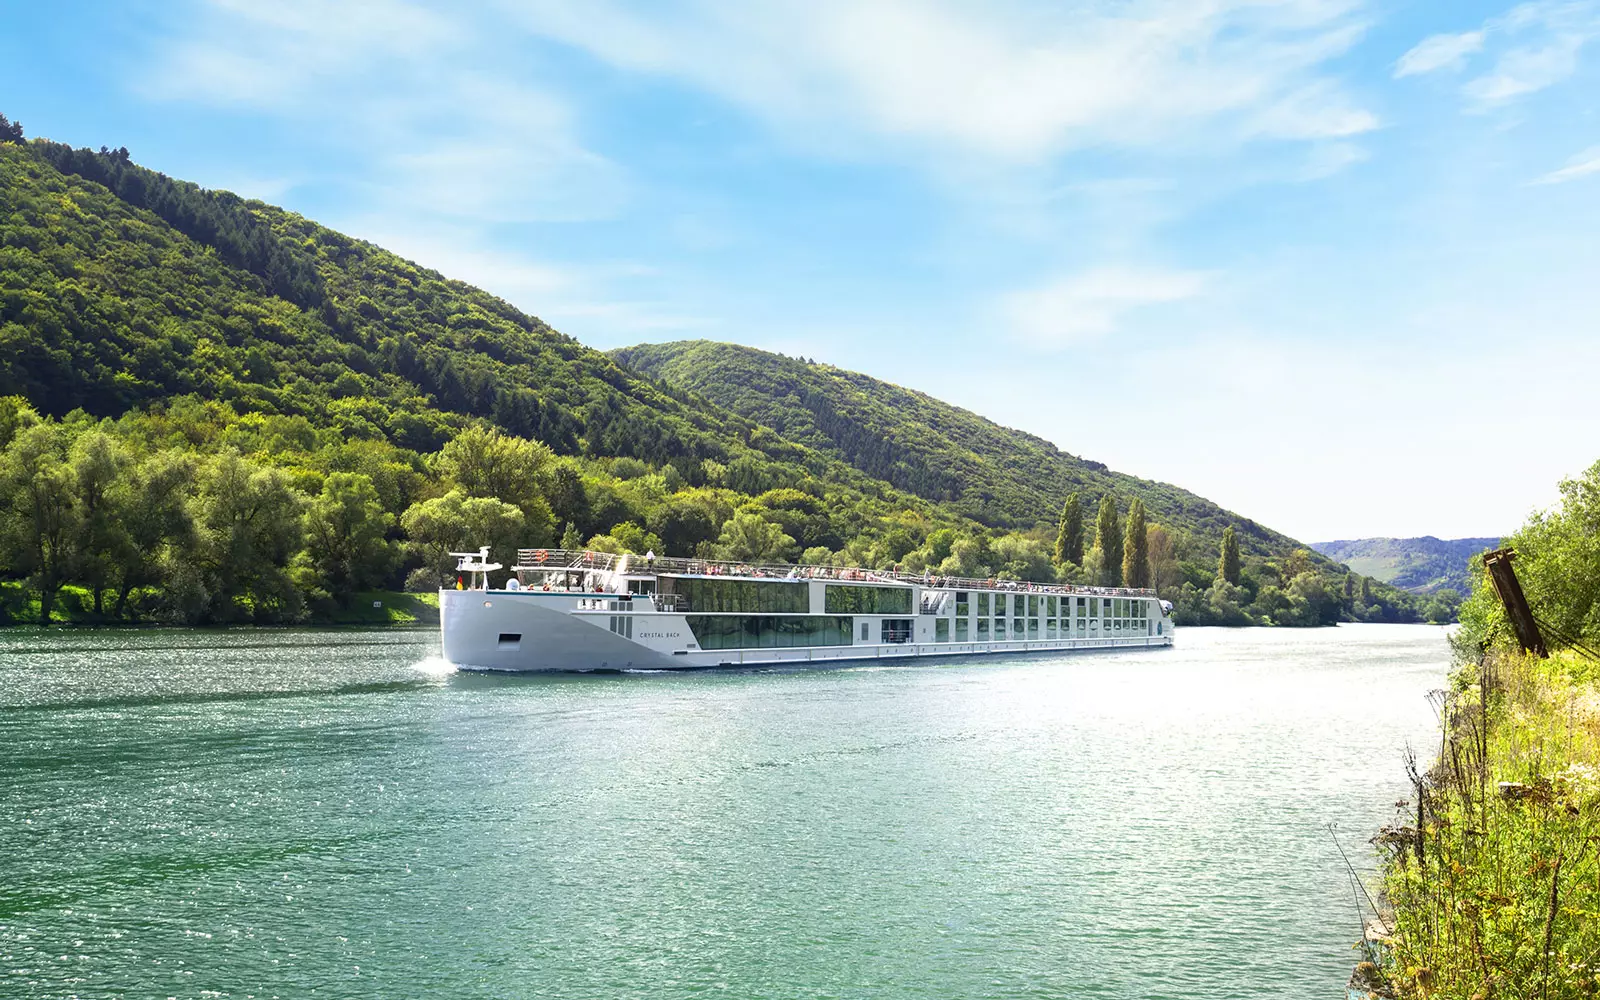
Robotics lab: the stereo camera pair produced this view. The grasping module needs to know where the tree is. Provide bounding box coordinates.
[303,472,397,597]
[1082,544,1105,586]
[0,113,23,144]
[436,425,553,512]
[559,521,583,550]
[608,521,663,555]
[0,424,77,623]
[715,511,794,563]
[1122,498,1150,589]
[401,489,525,579]
[1218,525,1241,586]
[938,537,987,578]
[994,534,1054,582]
[111,451,196,619]
[1147,524,1179,597]
[193,451,306,622]
[1095,495,1122,586]
[1054,493,1083,567]
[70,430,131,617]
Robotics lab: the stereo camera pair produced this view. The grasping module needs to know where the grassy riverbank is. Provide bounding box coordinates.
[1372,648,1600,998]
[0,582,439,626]
[1365,459,1600,999]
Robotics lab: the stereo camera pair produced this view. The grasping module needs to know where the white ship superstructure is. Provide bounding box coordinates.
[440,548,1173,672]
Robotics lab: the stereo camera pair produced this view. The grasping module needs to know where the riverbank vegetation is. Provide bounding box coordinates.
[1369,460,1600,999]
[0,129,1439,626]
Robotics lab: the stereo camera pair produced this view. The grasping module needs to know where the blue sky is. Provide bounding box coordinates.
[5,0,1599,542]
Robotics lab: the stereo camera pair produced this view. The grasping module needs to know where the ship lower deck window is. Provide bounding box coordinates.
[935,619,950,642]
[684,615,854,650]
[882,619,912,644]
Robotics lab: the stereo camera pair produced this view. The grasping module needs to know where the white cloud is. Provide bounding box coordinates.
[145,0,458,108]
[1394,1,1600,105]
[1465,32,1591,103]
[146,0,627,225]
[1000,266,1208,347]
[1394,30,1486,76]
[503,0,1376,161]
[1299,141,1370,179]
[1533,145,1600,183]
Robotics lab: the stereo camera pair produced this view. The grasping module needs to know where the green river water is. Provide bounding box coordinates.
[0,624,1446,999]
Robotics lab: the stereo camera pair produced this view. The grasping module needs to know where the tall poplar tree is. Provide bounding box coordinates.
[1122,498,1150,588]
[1053,493,1083,567]
[1095,495,1122,586]
[1218,525,1241,585]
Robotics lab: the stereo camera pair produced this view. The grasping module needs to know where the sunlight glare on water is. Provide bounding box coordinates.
[0,624,1446,998]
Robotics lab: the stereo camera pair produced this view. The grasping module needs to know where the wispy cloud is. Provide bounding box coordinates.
[503,0,1375,162]
[1000,266,1208,347]
[1394,30,1486,76]
[1393,1,1600,106]
[145,0,627,225]
[1533,145,1600,184]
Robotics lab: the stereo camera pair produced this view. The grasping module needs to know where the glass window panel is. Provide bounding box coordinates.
[977,619,989,637]
[935,619,950,642]
[1027,595,1038,617]
[956,620,969,641]
[977,593,990,616]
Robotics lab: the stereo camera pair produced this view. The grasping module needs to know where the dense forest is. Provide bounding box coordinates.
[0,125,1443,626]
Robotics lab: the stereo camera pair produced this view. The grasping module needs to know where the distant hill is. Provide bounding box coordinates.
[1310,537,1501,595]
[612,340,1303,560]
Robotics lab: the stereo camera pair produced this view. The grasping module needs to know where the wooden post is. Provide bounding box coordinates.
[1483,548,1548,658]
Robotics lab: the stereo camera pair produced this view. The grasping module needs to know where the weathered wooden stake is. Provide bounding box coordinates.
[1483,548,1548,658]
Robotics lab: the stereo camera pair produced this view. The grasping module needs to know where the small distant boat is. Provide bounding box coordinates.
[440,548,1173,672]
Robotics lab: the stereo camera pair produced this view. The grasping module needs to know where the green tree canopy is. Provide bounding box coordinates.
[1095,495,1122,587]
[1123,498,1150,589]
[715,511,795,563]
[303,472,397,597]
[1218,525,1241,586]
[1054,493,1083,567]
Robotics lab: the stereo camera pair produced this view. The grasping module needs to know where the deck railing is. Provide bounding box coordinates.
[512,548,1156,599]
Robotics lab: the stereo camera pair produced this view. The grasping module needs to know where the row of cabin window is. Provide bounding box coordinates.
[953,594,1150,620]
[685,615,856,650]
[936,619,1149,641]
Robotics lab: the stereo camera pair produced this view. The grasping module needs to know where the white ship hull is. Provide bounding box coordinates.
[440,583,1174,673]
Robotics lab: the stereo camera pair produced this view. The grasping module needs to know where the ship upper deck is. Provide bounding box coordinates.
[512,548,1156,600]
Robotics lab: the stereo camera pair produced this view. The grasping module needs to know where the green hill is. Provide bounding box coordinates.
[1310,536,1500,595]
[612,340,1294,558]
[0,130,1437,627]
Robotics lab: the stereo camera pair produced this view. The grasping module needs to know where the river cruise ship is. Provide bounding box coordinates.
[439,547,1173,672]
